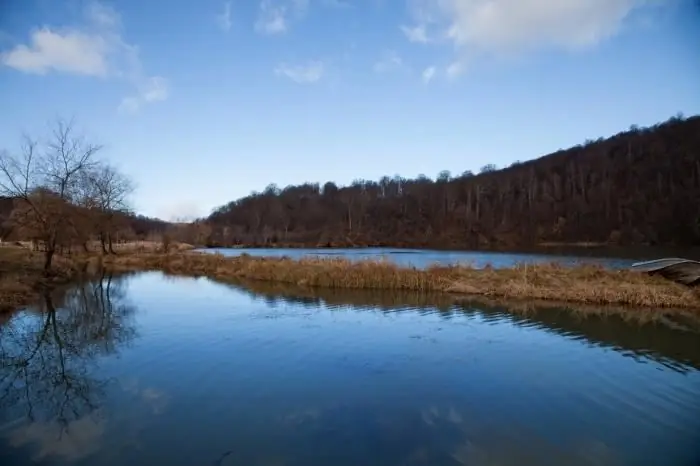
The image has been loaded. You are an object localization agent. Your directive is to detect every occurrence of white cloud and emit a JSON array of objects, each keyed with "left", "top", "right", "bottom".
[
  {"left": 255, "top": 0, "right": 309, "bottom": 34},
  {"left": 422, "top": 65, "right": 436, "bottom": 83},
  {"left": 87, "top": 1, "right": 121, "bottom": 29},
  {"left": 0, "top": 28, "right": 109, "bottom": 76},
  {"left": 373, "top": 50, "right": 403, "bottom": 73},
  {"left": 142, "top": 76, "right": 168, "bottom": 102},
  {"left": 217, "top": 1, "right": 233, "bottom": 32},
  {"left": 117, "top": 96, "right": 140, "bottom": 114},
  {"left": 255, "top": 1, "right": 287, "bottom": 34},
  {"left": 445, "top": 0, "right": 643, "bottom": 51},
  {"left": 0, "top": 1, "right": 168, "bottom": 112},
  {"left": 119, "top": 76, "right": 169, "bottom": 113},
  {"left": 274, "top": 61, "right": 324, "bottom": 83},
  {"left": 404, "top": 0, "right": 653, "bottom": 75},
  {"left": 445, "top": 60, "right": 463, "bottom": 79},
  {"left": 400, "top": 24, "right": 430, "bottom": 43}
]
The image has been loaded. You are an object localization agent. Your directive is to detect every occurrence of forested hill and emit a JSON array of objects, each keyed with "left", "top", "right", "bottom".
[{"left": 205, "top": 114, "right": 700, "bottom": 249}]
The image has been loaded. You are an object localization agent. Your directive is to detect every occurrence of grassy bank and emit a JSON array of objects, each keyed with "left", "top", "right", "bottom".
[
  {"left": 3, "top": 247, "right": 699, "bottom": 315},
  {"left": 0, "top": 241, "right": 194, "bottom": 313},
  {"left": 103, "top": 251, "right": 700, "bottom": 309}
]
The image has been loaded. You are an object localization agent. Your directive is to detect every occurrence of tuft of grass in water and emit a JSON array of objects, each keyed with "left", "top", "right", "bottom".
[{"left": 101, "top": 251, "right": 700, "bottom": 310}]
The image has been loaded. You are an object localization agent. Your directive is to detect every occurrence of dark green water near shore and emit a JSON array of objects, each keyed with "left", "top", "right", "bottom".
[{"left": 1, "top": 271, "right": 699, "bottom": 465}]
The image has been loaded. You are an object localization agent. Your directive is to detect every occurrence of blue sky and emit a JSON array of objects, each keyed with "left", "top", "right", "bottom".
[{"left": 1, "top": 0, "right": 698, "bottom": 220}]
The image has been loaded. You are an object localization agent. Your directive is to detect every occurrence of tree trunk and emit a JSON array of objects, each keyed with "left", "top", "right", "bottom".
[
  {"left": 43, "top": 247, "right": 55, "bottom": 272},
  {"left": 99, "top": 233, "right": 108, "bottom": 254},
  {"left": 108, "top": 233, "right": 116, "bottom": 254}
]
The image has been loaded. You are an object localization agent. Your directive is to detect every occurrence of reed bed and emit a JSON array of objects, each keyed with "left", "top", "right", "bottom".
[{"left": 102, "top": 251, "right": 700, "bottom": 309}]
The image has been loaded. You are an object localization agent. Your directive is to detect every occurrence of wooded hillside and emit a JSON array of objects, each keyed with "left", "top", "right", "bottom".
[{"left": 204, "top": 114, "right": 700, "bottom": 249}]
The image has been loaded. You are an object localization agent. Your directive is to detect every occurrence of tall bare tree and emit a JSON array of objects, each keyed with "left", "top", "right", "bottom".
[{"left": 0, "top": 118, "right": 102, "bottom": 270}]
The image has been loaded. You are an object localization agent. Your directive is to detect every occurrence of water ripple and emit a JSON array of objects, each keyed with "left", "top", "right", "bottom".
[{"left": 2, "top": 272, "right": 700, "bottom": 466}]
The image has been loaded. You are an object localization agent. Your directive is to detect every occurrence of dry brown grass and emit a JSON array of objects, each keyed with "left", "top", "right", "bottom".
[
  {"left": 108, "top": 240, "right": 195, "bottom": 253},
  {"left": 102, "top": 251, "right": 700, "bottom": 310},
  {"left": 3, "top": 246, "right": 699, "bottom": 315}
]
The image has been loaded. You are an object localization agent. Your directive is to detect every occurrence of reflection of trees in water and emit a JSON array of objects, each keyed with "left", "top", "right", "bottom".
[
  {"left": 223, "top": 279, "right": 700, "bottom": 372},
  {"left": 0, "top": 272, "right": 137, "bottom": 434}
]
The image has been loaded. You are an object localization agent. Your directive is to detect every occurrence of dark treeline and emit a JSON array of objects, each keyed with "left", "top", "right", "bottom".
[{"left": 203, "top": 114, "right": 700, "bottom": 249}]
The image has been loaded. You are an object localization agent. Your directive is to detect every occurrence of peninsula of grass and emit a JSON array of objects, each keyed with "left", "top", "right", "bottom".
[
  {"left": 102, "top": 250, "right": 700, "bottom": 310},
  {"left": 3, "top": 246, "right": 700, "bottom": 314}
]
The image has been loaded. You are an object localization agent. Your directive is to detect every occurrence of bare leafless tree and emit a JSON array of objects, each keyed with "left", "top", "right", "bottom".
[
  {"left": 84, "top": 164, "right": 134, "bottom": 253},
  {"left": 0, "top": 118, "right": 102, "bottom": 270}
]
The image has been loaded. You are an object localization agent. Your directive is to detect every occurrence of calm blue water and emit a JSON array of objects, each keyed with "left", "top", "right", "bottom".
[
  {"left": 1, "top": 272, "right": 699, "bottom": 466},
  {"left": 199, "top": 247, "right": 638, "bottom": 269}
]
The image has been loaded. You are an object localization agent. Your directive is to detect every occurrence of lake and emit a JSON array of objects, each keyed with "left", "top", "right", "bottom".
[
  {"left": 199, "top": 247, "right": 643, "bottom": 269},
  {"left": 1, "top": 271, "right": 700, "bottom": 465}
]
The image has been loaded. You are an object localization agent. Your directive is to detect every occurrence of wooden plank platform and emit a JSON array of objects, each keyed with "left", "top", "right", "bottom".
[{"left": 631, "top": 258, "right": 700, "bottom": 286}]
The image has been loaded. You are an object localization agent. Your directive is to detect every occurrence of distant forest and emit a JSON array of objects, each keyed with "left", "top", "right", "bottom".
[{"left": 199, "top": 114, "right": 700, "bottom": 249}]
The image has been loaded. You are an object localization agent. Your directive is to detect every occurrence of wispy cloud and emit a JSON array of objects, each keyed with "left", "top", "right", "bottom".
[
  {"left": 422, "top": 65, "right": 436, "bottom": 83},
  {"left": 0, "top": 1, "right": 168, "bottom": 113},
  {"left": 217, "top": 1, "right": 233, "bottom": 32},
  {"left": 118, "top": 76, "right": 169, "bottom": 114},
  {"left": 400, "top": 24, "right": 431, "bottom": 43},
  {"left": 373, "top": 50, "right": 403, "bottom": 73},
  {"left": 403, "top": 0, "right": 654, "bottom": 77},
  {"left": 255, "top": 0, "right": 309, "bottom": 35},
  {"left": 255, "top": 1, "right": 287, "bottom": 34},
  {"left": 274, "top": 61, "right": 324, "bottom": 83}
]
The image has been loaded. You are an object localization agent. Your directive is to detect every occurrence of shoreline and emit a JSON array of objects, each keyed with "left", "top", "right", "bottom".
[
  {"left": 201, "top": 243, "right": 700, "bottom": 262},
  {"left": 0, "top": 247, "right": 90, "bottom": 313},
  {"left": 104, "top": 251, "right": 699, "bottom": 309},
  {"left": 2, "top": 247, "right": 699, "bottom": 316}
]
